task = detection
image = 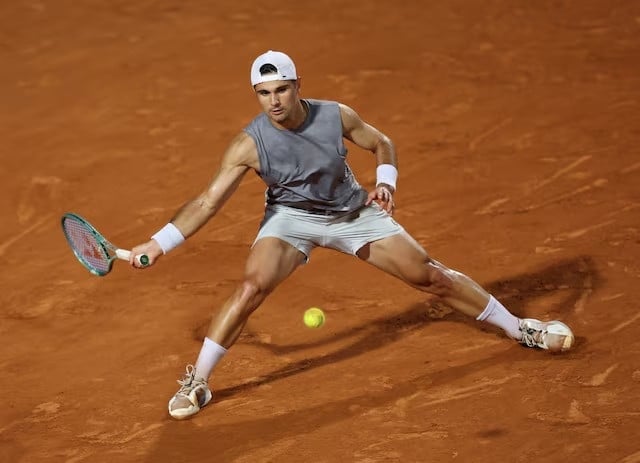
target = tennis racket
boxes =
[61,212,149,276]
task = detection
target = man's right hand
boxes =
[129,239,164,268]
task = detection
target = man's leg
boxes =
[169,237,306,419]
[206,237,306,348]
[356,230,574,351]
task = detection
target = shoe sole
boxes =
[545,320,575,352]
[168,388,213,420]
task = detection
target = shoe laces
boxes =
[176,365,203,394]
[520,330,538,347]
[520,321,546,347]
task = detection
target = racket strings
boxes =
[62,218,111,274]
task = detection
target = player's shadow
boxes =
[144,255,598,462]
[214,254,597,400]
[146,343,538,462]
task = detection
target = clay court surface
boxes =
[2,1,640,461]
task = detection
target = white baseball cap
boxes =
[250,50,298,86]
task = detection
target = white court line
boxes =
[468,117,512,152]
[529,154,592,192]
[618,450,640,463]
[610,312,640,334]
[621,161,640,174]
[0,214,52,257]
[553,219,615,241]
[521,178,608,212]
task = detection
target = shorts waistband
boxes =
[300,207,341,216]
[276,204,346,216]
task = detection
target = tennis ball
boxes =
[303,307,325,328]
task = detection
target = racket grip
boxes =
[115,249,150,266]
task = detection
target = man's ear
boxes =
[296,77,302,92]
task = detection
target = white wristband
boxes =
[376,164,398,191]
[151,223,185,254]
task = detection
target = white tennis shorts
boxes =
[253,203,404,260]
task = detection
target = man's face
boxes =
[254,80,299,124]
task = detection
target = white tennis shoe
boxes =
[168,365,212,419]
[518,318,575,353]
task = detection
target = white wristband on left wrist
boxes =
[376,164,398,191]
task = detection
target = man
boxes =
[129,50,575,420]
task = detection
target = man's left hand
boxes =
[365,184,395,215]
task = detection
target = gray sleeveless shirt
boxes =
[243,99,367,213]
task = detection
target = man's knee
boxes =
[412,260,457,295]
[231,278,268,315]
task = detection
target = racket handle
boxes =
[115,249,150,266]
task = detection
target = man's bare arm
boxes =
[340,103,397,170]
[340,103,397,213]
[170,132,257,238]
[128,132,258,266]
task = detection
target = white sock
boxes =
[194,337,227,381]
[476,296,522,340]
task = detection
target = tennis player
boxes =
[129,50,575,419]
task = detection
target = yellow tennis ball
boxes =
[303,307,325,328]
